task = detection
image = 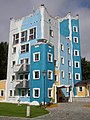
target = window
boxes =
[79,87,83,92]
[74,50,79,56]
[61,44,64,51]
[19,74,28,80]
[21,90,25,96]
[68,60,71,66]
[48,88,52,98]
[20,58,29,64]
[55,75,58,81]
[61,70,64,79]
[12,61,15,67]
[1,90,4,96]
[75,61,80,68]
[33,52,40,62]
[33,70,40,79]
[50,30,54,37]
[68,47,70,54]
[27,89,30,97]
[48,70,53,80]
[61,57,64,64]
[13,33,19,45]
[29,27,36,40]
[12,47,16,53]
[74,37,78,43]
[54,60,58,67]
[75,73,80,80]
[73,26,78,32]
[12,75,15,81]
[20,74,23,80]
[10,90,12,96]
[21,44,29,53]
[21,30,27,42]
[33,88,40,98]
[68,72,71,79]
[48,53,53,62]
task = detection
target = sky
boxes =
[0,0,90,60]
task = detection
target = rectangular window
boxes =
[12,75,15,81]
[75,73,80,80]
[55,75,58,81]
[27,89,30,97]
[74,50,79,56]
[10,90,12,96]
[13,33,19,45]
[73,26,78,32]
[68,60,71,66]
[33,52,40,62]
[33,70,40,79]
[68,72,71,79]
[50,30,54,37]
[78,87,83,92]
[75,61,80,68]
[61,44,64,51]
[33,88,40,98]
[48,70,53,80]
[12,61,15,67]
[48,88,52,98]
[21,44,29,53]
[61,70,64,79]
[68,47,70,54]
[21,90,25,96]
[21,30,27,42]
[29,27,36,40]
[48,53,53,62]
[1,90,4,96]
[20,74,23,80]
[12,47,16,53]
[74,37,78,43]
[61,57,64,64]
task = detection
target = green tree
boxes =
[0,42,8,80]
[81,57,90,80]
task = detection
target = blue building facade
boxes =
[6,5,82,104]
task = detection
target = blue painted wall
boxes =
[30,43,54,103]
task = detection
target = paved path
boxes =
[0,102,90,120]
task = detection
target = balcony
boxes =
[14,64,30,73]
[15,79,29,89]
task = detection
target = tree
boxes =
[0,42,8,80]
[81,57,90,80]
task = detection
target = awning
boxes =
[57,84,71,88]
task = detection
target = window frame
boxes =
[13,33,19,45]
[74,50,79,56]
[68,72,71,79]
[21,44,29,53]
[48,88,52,98]
[55,74,58,82]
[68,60,71,67]
[73,26,78,32]
[21,30,27,43]
[33,70,40,79]
[33,88,40,98]
[61,70,64,79]
[48,53,53,62]
[75,61,80,68]
[78,86,83,92]
[75,73,80,80]
[0,90,4,96]
[74,37,78,43]
[50,29,54,37]
[61,56,64,64]
[61,43,64,51]
[21,89,25,97]
[28,27,36,40]
[48,70,53,80]
[33,52,40,62]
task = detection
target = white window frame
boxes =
[12,47,16,54]
[50,29,54,37]
[61,70,64,79]
[33,88,40,98]
[26,89,30,97]
[61,44,64,51]
[55,74,58,82]
[61,57,64,64]
[75,61,80,68]
[68,60,71,67]
[28,27,36,40]
[75,73,80,80]
[21,30,27,43]
[13,33,19,45]
[11,61,15,67]
[33,52,40,62]
[73,26,78,32]
[20,44,29,53]
[48,70,53,80]
[48,53,53,62]
[78,86,83,92]
[0,89,4,96]
[68,47,71,54]
[74,50,79,56]
[33,70,40,79]
[48,88,52,98]
[9,90,13,97]
[74,37,78,43]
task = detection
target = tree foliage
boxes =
[81,57,90,80]
[0,42,8,80]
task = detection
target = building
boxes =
[0,80,6,101]
[6,4,82,104]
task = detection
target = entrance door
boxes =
[57,88,62,102]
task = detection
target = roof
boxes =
[75,80,90,86]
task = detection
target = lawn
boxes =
[0,103,49,118]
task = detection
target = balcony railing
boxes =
[14,64,30,73]
[15,79,29,89]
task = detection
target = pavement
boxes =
[0,102,90,120]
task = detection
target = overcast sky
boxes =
[0,0,90,60]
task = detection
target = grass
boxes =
[0,103,49,118]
